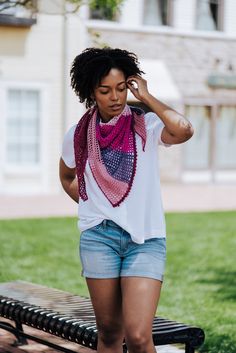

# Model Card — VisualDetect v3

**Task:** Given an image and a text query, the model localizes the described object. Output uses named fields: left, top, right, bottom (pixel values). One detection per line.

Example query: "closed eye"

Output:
left=118, top=87, right=126, bottom=92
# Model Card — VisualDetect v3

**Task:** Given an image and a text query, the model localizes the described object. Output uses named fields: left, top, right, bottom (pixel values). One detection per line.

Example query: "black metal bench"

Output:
left=0, top=281, right=205, bottom=353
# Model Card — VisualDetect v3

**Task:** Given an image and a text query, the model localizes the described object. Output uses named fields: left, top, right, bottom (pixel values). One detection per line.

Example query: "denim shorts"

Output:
left=79, top=219, right=166, bottom=281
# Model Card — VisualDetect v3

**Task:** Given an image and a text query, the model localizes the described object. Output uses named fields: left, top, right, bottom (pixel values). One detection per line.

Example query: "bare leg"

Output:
left=86, top=278, right=124, bottom=353
left=121, top=277, right=162, bottom=353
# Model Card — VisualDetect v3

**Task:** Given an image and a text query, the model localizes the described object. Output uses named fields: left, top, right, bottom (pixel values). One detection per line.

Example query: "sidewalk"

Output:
left=0, top=183, right=236, bottom=219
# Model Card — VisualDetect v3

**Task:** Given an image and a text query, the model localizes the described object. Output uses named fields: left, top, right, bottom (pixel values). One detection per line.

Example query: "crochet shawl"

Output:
left=74, top=104, right=147, bottom=207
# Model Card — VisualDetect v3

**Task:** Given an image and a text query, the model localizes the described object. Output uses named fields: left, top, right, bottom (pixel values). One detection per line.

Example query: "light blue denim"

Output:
left=79, top=219, right=166, bottom=281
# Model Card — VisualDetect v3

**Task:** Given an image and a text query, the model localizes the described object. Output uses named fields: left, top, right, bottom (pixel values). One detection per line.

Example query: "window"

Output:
left=184, top=104, right=236, bottom=174
left=143, top=0, right=173, bottom=26
left=215, top=106, right=236, bottom=168
left=6, top=89, right=40, bottom=165
left=196, top=0, right=223, bottom=31
left=183, top=106, right=211, bottom=170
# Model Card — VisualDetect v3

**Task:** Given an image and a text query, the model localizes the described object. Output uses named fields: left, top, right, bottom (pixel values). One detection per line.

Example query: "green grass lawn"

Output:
left=0, top=212, right=235, bottom=353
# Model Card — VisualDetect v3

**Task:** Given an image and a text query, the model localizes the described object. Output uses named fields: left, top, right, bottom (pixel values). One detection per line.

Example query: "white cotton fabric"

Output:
left=61, top=112, right=171, bottom=244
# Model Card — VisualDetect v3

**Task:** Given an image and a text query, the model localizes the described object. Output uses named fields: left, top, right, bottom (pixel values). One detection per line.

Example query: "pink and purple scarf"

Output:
left=74, top=105, right=146, bottom=207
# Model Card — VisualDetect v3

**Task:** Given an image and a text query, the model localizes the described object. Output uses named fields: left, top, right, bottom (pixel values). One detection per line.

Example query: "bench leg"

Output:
left=14, top=320, right=28, bottom=345
left=185, top=343, right=195, bottom=353
left=0, top=320, right=27, bottom=346
left=0, top=320, right=79, bottom=353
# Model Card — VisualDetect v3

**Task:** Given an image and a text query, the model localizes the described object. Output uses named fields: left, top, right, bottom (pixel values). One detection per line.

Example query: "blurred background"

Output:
left=0, top=0, right=236, bottom=217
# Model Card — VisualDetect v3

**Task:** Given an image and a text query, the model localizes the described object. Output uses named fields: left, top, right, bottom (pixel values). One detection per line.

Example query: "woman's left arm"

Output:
left=127, top=76, right=194, bottom=145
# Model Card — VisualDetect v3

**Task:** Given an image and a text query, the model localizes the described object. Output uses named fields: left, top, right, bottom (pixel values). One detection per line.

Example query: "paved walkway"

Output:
left=0, top=183, right=236, bottom=219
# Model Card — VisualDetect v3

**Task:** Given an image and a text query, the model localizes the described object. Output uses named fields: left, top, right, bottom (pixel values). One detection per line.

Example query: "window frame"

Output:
left=142, top=0, right=174, bottom=27
left=183, top=104, right=213, bottom=171
left=195, top=0, right=225, bottom=32
left=0, top=80, right=49, bottom=176
left=182, top=97, right=236, bottom=182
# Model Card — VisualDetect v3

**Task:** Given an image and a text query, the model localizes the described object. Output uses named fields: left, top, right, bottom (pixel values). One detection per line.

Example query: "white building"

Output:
left=0, top=0, right=236, bottom=196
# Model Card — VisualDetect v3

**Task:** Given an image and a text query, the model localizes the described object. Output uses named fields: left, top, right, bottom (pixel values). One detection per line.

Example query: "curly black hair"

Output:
left=70, top=47, right=144, bottom=108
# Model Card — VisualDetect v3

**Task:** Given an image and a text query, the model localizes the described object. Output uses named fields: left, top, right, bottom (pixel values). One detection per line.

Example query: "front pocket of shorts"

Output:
left=90, top=222, right=103, bottom=231
left=80, top=223, right=103, bottom=237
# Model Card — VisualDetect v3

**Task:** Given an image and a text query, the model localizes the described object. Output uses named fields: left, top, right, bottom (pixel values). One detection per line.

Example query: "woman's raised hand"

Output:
left=126, top=75, right=150, bottom=102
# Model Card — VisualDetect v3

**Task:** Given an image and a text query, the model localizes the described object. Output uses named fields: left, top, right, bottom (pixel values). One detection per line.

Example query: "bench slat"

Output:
left=0, top=281, right=205, bottom=352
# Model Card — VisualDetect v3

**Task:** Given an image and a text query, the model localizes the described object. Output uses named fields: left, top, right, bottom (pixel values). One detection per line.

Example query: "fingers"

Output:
left=126, top=75, right=144, bottom=86
left=126, top=80, right=138, bottom=91
left=126, top=81, right=139, bottom=98
left=126, top=75, right=149, bottom=102
left=126, top=75, right=147, bottom=90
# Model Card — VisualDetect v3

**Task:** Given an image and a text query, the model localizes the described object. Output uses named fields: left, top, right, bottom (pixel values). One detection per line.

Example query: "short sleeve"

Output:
left=61, top=125, right=77, bottom=168
left=145, top=112, right=171, bottom=147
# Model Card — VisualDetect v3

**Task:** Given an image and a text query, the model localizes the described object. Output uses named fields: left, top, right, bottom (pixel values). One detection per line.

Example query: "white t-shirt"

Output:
left=61, top=112, right=171, bottom=244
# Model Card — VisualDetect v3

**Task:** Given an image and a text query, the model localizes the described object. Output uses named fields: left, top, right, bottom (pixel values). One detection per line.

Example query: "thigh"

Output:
left=86, top=278, right=123, bottom=331
left=121, top=277, right=162, bottom=334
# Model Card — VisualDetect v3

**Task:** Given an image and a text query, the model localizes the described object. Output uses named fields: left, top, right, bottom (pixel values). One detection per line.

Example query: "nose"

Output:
left=110, top=89, right=118, bottom=101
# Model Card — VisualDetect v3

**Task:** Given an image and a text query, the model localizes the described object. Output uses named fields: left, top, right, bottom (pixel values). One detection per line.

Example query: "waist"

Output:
left=101, top=219, right=121, bottom=229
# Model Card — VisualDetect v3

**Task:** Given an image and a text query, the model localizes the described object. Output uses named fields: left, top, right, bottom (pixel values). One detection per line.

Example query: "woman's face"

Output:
left=93, top=68, right=128, bottom=122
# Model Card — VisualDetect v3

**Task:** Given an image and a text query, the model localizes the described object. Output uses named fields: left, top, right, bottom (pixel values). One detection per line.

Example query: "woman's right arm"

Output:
left=59, top=158, right=79, bottom=203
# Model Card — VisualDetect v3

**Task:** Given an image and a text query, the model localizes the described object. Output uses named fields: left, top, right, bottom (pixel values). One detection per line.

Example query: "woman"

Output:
left=59, top=47, right=193, bottom=353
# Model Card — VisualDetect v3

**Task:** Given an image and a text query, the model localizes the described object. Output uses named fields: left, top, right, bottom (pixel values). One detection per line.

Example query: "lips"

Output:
left=109, top=104, right=122, bottom=109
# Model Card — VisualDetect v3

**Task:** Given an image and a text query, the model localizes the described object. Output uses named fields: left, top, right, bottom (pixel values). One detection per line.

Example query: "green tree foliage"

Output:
left=0, top=0, right=124, bottom=16
left=89, top=0, right=124, bottom=20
